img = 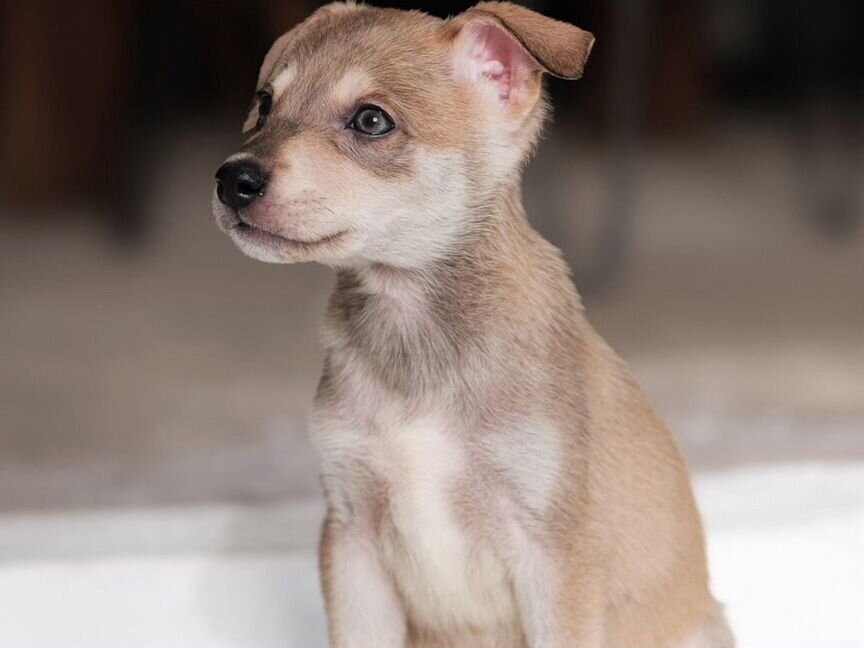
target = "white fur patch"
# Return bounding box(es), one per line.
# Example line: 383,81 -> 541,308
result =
262,141 -> 471,269
325,532 -> 406,648
312,408 -> 518,633
271,62 -> 297,97
329,67 -> 375,109
377,416 -> 517,631
486,420 -> 563,514
510,542 -> 561,648
353,150 -> 471,268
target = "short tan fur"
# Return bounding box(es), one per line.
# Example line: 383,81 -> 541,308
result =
213,3 -> 734,647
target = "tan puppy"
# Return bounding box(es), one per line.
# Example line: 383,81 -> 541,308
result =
213,3 -> 734,647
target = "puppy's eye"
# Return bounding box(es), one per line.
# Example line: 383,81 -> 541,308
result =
255,90 -> 273,131
348,105 -> 395,137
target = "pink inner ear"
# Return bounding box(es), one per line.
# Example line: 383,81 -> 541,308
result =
460,21 -> 534,102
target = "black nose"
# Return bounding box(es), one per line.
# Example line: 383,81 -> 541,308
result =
215,160 -> 268,210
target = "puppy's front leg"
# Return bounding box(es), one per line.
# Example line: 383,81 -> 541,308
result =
512,544 -> 605,648
319,512 -> 406,648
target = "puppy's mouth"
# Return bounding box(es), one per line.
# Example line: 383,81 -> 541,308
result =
228,214 -> 348,249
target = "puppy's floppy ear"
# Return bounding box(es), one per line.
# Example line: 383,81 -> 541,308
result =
450,2 -> 594,115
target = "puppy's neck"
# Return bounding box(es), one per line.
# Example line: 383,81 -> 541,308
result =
324,183 -> 583,397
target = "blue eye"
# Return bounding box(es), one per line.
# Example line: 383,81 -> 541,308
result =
349,105 -> 395,137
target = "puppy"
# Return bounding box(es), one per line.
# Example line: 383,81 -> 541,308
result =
213,3 -> 734,647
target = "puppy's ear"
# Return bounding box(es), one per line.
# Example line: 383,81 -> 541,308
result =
257,30 -> 294,88
450,2 -> 594,116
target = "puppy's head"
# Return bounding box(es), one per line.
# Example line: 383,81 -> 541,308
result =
213,1 -> 593,267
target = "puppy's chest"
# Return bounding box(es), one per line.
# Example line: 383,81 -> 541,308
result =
314,412 -> 521,630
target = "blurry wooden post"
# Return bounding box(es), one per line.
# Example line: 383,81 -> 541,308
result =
650,0 -> 707,131
0,1 -> 129,214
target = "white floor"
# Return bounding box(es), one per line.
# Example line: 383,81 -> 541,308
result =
1,463 -> 862,648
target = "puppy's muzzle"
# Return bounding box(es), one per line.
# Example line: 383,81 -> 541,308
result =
215,160 -> 268,211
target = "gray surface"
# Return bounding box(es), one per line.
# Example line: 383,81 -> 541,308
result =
1,121 -> 862,511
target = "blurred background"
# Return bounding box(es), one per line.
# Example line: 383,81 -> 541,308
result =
0,1 -> 862,647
